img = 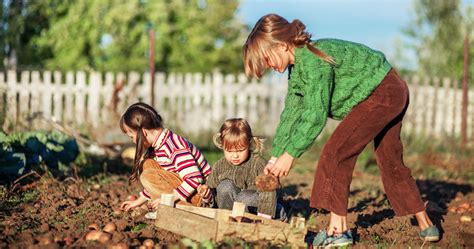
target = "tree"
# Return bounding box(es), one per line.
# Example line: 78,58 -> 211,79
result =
1,0 -> 70,69
23,0 -> 246,73
403,0 -> 474,79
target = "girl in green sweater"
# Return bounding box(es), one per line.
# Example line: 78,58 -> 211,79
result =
243,13 -> 439,247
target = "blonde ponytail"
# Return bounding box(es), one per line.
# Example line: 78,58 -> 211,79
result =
251,136 -> 266,153
244,14 -> 338,78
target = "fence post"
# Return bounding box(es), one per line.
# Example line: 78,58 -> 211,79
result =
64,72 -> 75,124
4,71 -> 17,130
52,71 -> 63,123
452,79 -> 459,136
224,74 -> 236,119
75,71 -> 86,125
30,71 -> 41,127
0,72 -> 5,128
42,71 -> 53,121
212,72 -> 223,125
19,71 -> 30,124
461,34 -> 469,150
88,72 -> 102,127
441,78 -> 451,135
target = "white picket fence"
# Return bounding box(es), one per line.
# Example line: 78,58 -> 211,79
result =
0,70 -> 473,141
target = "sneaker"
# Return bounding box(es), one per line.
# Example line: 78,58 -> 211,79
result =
419,226 -> 440,242
312,230 -> 328,247
325,230 -> 353,248
312,230 -> 353,248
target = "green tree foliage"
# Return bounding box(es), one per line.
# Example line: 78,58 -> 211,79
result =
404,0 -> 474,79
1,0 -> 70,69
2,0 -> 246,73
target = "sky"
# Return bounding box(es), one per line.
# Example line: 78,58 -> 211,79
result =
237,0 -> 416,68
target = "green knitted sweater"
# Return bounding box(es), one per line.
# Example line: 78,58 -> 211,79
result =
272,39 -> 392,158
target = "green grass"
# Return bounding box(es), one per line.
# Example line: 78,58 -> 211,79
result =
201,148 -> 223,165
0,189 -> 39,209
131,223 -> 147,232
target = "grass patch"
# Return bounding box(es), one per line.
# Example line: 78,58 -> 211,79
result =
131,223 -> 147,232
201,148 -> 223,165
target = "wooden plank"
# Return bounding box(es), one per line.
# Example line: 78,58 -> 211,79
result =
175,204 -> 218,219
64,72 -> 74,124
4,71 -> 18,129
441,78 -> 451,135
453,79 -> 459,135
52,71 -> 63,123
75,71 -> 86,125
421,78 -> 431,136
231,202 -> 246,218
173,205 -> 288,228
19,71 -> 30,125
215,219 -> 306,246
169,204 -> 306,245
412,75 -> 421,135
155,205 -> 217,242
30,71 -> 41,128
225,74 -> 235,119
160,194 -> 175,207
87,72 -> 101,127
42,71 -> 53,120
431,77 -> 440,135
212,72 -> 223,124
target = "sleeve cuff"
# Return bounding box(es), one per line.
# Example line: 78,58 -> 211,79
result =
271,146 -> 285,158
286,145 -> 304,159
140,189 -> 151,200
174,189 -> 188,202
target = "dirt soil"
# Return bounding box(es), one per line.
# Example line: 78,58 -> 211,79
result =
0,169 -> 473,248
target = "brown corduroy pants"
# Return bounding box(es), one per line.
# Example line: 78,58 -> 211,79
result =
140,159 -> 201,206
310,69 -> 425,216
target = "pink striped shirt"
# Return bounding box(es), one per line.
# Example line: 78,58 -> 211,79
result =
140,129 -> 211,201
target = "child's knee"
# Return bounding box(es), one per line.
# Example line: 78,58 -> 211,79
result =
216,179 -> 238,193
235,190 -> 258,204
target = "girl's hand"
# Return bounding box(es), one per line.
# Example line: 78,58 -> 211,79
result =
264,153 -> 294,177
150,197 -> 161,209
121,195 -> 147,211
263,156 -> 278,175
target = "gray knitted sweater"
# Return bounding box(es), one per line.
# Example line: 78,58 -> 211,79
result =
207,153 -> 277,216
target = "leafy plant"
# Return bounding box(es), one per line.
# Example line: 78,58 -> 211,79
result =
0,131 -> 80,178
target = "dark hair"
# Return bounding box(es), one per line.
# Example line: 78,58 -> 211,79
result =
243,13 -> 337,78
120,102 -> 163,183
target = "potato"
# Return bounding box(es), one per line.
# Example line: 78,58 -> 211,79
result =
460,216 -> 472,222
85,230 -> 104,241
98,233 -> 111,243
143,239 -> 155,247
108,243 -> 129,249
255,174 -> 280,191
103,222 -> 117,233
88,223 -> 100,230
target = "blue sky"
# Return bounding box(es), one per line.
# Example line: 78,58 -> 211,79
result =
237,0 -> 416,67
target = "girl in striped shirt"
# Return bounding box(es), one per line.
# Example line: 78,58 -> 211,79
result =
119,102 -> 212,211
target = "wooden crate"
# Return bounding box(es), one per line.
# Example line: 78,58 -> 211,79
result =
154,203 -> 307,247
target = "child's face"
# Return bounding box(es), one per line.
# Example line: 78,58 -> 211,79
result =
224,147 -> 250,166
263,43 -> 294,73
123,124 -> 150,147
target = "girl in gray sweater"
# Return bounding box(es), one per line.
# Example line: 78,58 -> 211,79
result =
207,118 -> 278,218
